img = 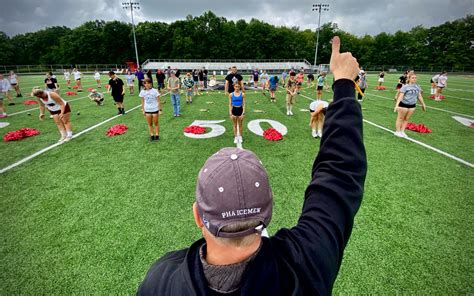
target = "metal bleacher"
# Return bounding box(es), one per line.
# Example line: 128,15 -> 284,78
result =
141,59 -> 313,73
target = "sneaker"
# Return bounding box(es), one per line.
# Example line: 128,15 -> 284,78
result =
401,131 -> 408,138
286,111 -> 290,116
176,114 -> 181,117
8,102 -> 15,106
289,111 -> 294,116
63,136 -> 72,142
150,136 -> 154,142
155,135 -> 160,141
312,130 -> 317,138
239,136 -> 243,143
117,111 -> 122,115
58,136 -> 66,142
394,131 -> 403,137
317,132 -> 322,138
435,98 -> 441,102
234,137 -> 238,144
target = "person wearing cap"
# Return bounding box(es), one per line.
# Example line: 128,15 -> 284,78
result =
88,89 -> 104,106
137,36 -> 366,295
108,71 -> 125,115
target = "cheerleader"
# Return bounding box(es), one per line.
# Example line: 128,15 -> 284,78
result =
394,74 -> 426,137
139,79 -> 162,141
64,70 -> 71,89
32,87 -> 73,142
435,71 -> 448,101
9,71 -> 22,97
93,70 -> 102,88
72,68 -> 82,91
228,83 -> 246,144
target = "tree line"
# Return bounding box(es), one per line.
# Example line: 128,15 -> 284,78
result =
0,12 -> 472,70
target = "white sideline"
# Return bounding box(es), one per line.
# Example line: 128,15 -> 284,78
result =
297,92 -> 474,168
1,92 -> 170,174
0,104 -> 140,174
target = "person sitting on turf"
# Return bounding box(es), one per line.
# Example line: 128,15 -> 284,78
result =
137,36 -> 367,295
88,89 -> 104,106
309,99 -> 329,138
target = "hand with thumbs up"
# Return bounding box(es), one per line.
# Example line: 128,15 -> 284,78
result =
330,36 -> 360,82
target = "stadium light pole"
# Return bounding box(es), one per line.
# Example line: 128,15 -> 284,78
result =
312,3 -> 329,71
122,1 -> 140,67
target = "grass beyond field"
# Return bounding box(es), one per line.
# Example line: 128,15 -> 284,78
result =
0,72 -> 473,294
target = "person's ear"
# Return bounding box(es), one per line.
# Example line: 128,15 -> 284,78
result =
193,202 -> 204,228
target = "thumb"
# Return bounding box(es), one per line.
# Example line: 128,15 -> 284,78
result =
331,36 -> 341,59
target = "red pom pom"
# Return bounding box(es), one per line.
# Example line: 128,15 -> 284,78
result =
263,128 -> 283,141
65,91 -> 77,96
106,124 -> 128,137
72,85 -> 79,89
87,88 -> 94,92
183,125 -> 207,134
406,122 -> 432,133
23,100 -> 38,105
3,128 -> 40,141
429,95 -> 446,99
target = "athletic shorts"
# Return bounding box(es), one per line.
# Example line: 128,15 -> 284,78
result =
49,103 -> 71,115
127,83 -> 134,87
286,93 -> 296,104
145,111 -> 159,115
430,79 -> 434,83
253,78 -> 259,82
396,83 -> 403,89
11,83 -> 17,86
231,106 -> 243,116
378,78 -> 384,82
437,85 -> 445,89
296,82 -> 302,86
269,86 -> 276,92
113,94 -> 124,103
187,90 -> 193,96
398,101 -> 416,108
317,86 -> 323,91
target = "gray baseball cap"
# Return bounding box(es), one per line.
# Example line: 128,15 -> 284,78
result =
196,148 -> 273,238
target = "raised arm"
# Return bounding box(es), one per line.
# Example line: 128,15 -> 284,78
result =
272,36 -> 367,293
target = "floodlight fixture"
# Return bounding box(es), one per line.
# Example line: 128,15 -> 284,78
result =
122,1 -> 141,66
312,3 -> 330,69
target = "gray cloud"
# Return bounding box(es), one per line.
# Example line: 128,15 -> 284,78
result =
1,0 -> 472,37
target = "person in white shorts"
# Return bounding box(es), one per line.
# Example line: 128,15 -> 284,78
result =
435,71 -> 448,101
260,70 -> 269,95
0,74 -> 12,117
94,70 -> 102,88
377,70 -> 385,88
309,99 -> 329,138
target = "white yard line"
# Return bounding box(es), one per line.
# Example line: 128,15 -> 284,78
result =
1,92 -> 169,174
298,92 -> 474,168
366,92 -> 474,118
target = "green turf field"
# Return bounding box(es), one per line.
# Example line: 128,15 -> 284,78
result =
1,72 -> 473,294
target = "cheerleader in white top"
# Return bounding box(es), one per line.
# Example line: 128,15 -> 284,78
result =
72,68 -> 83,91
94,70 -> 102,88
31,87 -> 73,142
9,71 -> 22,97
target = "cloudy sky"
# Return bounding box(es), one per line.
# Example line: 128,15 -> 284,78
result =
1,0 -> 472,37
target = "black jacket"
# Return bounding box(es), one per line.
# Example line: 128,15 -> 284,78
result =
137,79 -> 367,295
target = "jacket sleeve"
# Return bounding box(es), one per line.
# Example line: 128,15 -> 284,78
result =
273,79 -> 367,292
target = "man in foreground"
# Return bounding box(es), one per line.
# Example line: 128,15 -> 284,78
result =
137,36 -> 367,295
